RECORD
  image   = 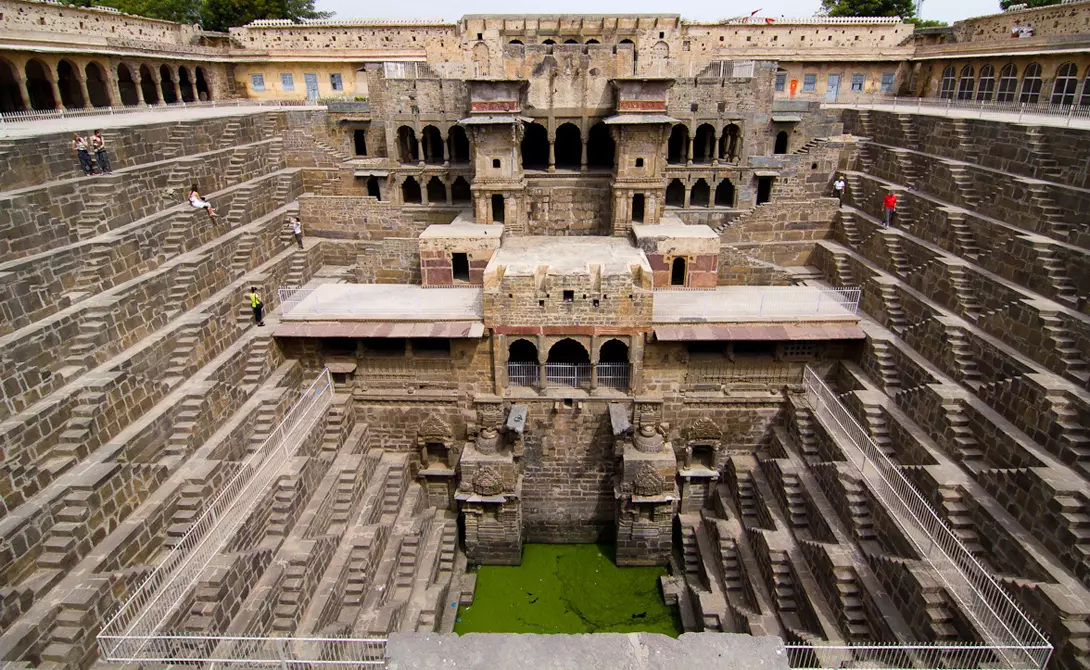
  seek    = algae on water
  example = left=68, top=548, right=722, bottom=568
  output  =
left=454, top=544, right=682, bottom=637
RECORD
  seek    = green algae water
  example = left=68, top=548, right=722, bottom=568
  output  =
left=454, top=544, right=682, bottom=637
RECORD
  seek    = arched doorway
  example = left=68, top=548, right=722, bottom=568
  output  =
left=521, top=122, right=548, bottom=170
left=160, top=64, right=178, bottom=103
left=715, top=179, right=735, bottom=207
left=691, top=179, right=710, bottom=207
left=693, top=123, right=715, bottom=163
left=448, top=126, right=470, bottom=164
left=586, top=121, right=614, bottom=169
left=139, top=64, right=159, bottom=104
left=452, top=176, right=471, bottom=204
left=632, top=194, right=645, bottom=223
left=56, top=60, right=85, bottom=109
left=546, top=338, right=590, bottom=388
left=774, top=131, right=788, bottom=155
left=671, top=257, right=687, bottom=286
left=85, top=62, right=110, bottom=107
left=177, top=66, right=195, bottom=102
left=427, top=176, right=447, bottom=203
left=195, top=66, right=211, bottom=101
left=397, top=126, right=419, bottom=163
left=366, top=176, right=381, bottom=200
left=668, top=124, right=689, bottom=164
left=507, top=339, right=538, bottom=387
left=666, top=179, right=685, bottom=207
left=421, top=125, right=443, bottom=164
left=554, top=123, right=581, bottom=170
left=117, top=64, right=139, bottom=106
left=491, top=194, right=505, bottom=223
left=402, top=177, right=421, bottom=203
left=25, top=59, right=56, bottom=110
left=720, top=124, right=741, bottom=162
left=598, top=339, right=630, bottom=390
left=0, top=58, right=25, bottom=112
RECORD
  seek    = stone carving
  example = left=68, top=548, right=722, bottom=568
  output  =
left=418, top=415, right=453, bottom=442
left=633, top=424, right=665, bottom=453
left=475, top=427, right=501, bottom=454
left=687, top=417, right=722, bottom=442
left=473, top=465, right=505, bottom=496
left=633, top=464, right=665, bottom=496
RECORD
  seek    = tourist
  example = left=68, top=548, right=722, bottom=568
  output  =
left=188, top=184, right=218, bottom=219
left=246, top=287, right=265, bottom=327
left=291, top=216, right=303, bottom=249
left=91, top=130, right=112, bottom=174
left=833, top=175, right=846, bottom=204
left=73, top=134, right=93, bottom=176
left=882, top=191, right=897, bottom=226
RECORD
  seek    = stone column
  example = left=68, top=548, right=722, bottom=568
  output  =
left=590, top=335, right=600, bottom=391
left=630, top=336, right=645, bottom=394
left=150, top=72, right=165, bottom=105
left=711, top=131, right=719, bottom=166
left=445, top=178, right=453, bottom=205
left=547, top=140, right=556, bottom=173
left=580, top=135, right=588, bottom=173
left=420, top=179, right=430, bottom=205
left=537, top=338, right=547, bottom=390
left=107, top=72, right=122, bottom=108
left=48, top=72, right=63, bottom=110
left=687, top=133, right=695, bottom=166
left=133, top=68, right=146, bottom=105
left=683, top=182, right=692, bottom=208
left=16, top=77, right=30, bottom=111
left=77, top=74, right=91, bottom=109
left=442, top=132, right=450, bottom=166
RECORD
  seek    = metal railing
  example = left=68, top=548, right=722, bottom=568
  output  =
left=276, top=285, right=484, bottom=320
left=545, top=362, right=591, bottom=388
left=653, top=286, right=861, bottom=322
left=507, top=361, right=538, bottom=387
left=825, top=93, right=1090, bottom=126
left=784, top=642, right=1054, bottom=669
left=98, top=368, right=334, bottom=663
left=277, top=285, right=316, bottom=316
left=97, top=634, right=386, bottom=666
left=0, top=99, right=312, bottom=126
left=597, top=362, right=630, bottom=390
left=801, top=367, right=1052, bottom=670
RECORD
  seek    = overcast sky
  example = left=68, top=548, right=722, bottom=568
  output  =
left=313, top=0, right=1001, bottom=28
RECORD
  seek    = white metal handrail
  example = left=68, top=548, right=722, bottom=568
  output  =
left=507, top=361, right=538, bottom=387
left=544, top=362, right=591, bottom=388
left=824, top=94, right=1090, bottom=126
left=801, top=367, right=1052, bottom=670
left=653, top=286, right=861, bottom=322
left=784, top=642, right=1055, bottom=669
left=0, top=99, right=311, bottom=125
left=597, top=362, right=630, bottom=390
left=98, top=368, right=334, bottom=662
left=97, top=634, right=386, bottom=666
left=276, top=285, right=484, bottom=320
left=277, top=285, right=316, bottom=316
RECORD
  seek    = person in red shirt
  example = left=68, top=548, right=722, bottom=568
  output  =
left=882, top=191, right=897, bottom=226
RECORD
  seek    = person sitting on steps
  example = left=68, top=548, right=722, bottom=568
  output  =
left=188, top=184, right=218, bottom=219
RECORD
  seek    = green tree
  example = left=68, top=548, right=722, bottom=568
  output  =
left=820, top=0, right=918, bottom=18
left=999, top=0, right=1060, bottom=9
left=198, top=0, right=330, bottom=32
left=904, top=17, right=948, bottom=27
left=77, top=0, right=201, bottom=24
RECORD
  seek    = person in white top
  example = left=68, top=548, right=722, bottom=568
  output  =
left=188, top=184, right=218, bottom=219
left=833, top=175, right=846, bottom=205
left=291, top=216, right=303, bottom=249
left=73, top=134, right=93, bottom=176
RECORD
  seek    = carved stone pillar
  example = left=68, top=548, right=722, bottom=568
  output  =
left=547, top=140, right=556, bottom=173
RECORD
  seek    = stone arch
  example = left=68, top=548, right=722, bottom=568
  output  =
left=139, top=64, right=159, bottom=104
left=715, top=179, right=735, bottom=207
left=25, top=58, right=56, bottom=110
left=586, top=39, right=600, bottom=45
left=521, top=122, right=548, bottom=170
left=956, top=64, right=975, bottom=100
left=84, top=61, right=110, bottom=108
left=671, top=257, right=687, bottom=286
left=397, top=126, right=419, bottom=163
left=939, top=64, right=956, bottom=99
left=774, top=130, right=788, bottom=155
left=177, top=65, right=195, bottom=102
left=426, top=176, right=447, bottom=203
left=542, top=38, right=556, bottom=46
left=56, top=59, right=85, bottom=109
left=693, top=123, right=716, bottom=163
left=452, top=176, right=471, bottom=204
left=0, top=58, right=26, bottom=112
left=1019, top=62, right=1042, bottom=104
left=586, top=121, right=614, bottom=169
left=159, top=64, right=178, bottom=103
left=1051, top=62, right=1079, bottom=106
left=402, top=176, right=422, bottom=203
left=667, top=124, right=689, bottom=164
left=448, top=125, right=470, bottom=164
left=563, top=39, right=579, bottom=44
left=116, top=64, right=139, bottom=106
left=547, top=338, right=590, bottom=364
left=690, top=178, right=710, bottom=206
left=599, top=338, right=629, bottom=363
left=421, top=125, right=443, bottom=164
left=195, top=66, right=211, bottom=101
left=509, top=39, right=524, bottom=45
left=472, top=42, right=490, bottom=77
left=720, top=123, right=741, bottom=162
left=651, top=40, right=669, bottom=59
left=665, top=178, right=685, bottom=207
left=508, top=338, right=538, bottom=362
left=554, top=122, right=582, bottom=170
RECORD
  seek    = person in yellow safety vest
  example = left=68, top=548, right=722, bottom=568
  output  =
left=247, top=287, right=265, bottom=327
